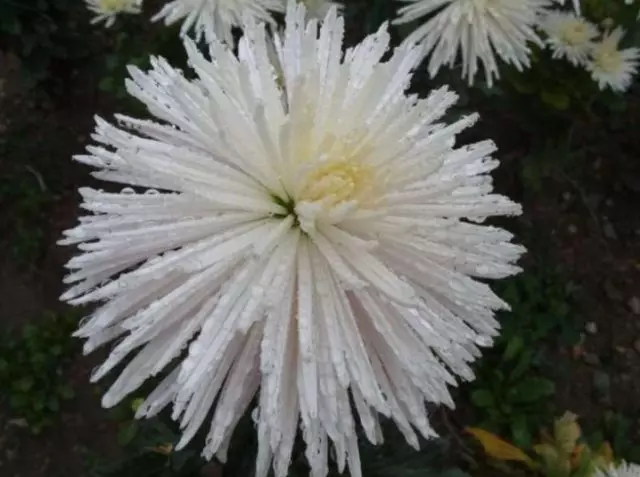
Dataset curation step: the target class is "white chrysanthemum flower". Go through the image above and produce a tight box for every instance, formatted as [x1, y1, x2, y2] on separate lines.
[394, 0, 549, 86]
[552, 0, 580, 14]
[85, 0, 142, 27]
[62, 3, 524, 477]
[586, 27, 639, 92]
[152, 0, 284, 45]
[538, 10, 598, 66]
[595, 462, 640, 477]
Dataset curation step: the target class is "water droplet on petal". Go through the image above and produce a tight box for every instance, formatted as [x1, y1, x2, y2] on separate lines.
[475, 335, 492, 347]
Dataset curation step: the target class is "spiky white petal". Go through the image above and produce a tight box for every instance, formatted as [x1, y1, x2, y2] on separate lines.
[586, 27, 639, 92]
[394, 0, 550, 86]
[538, 10, 598, 66]
[62, 3, 524, 477]
[152, 0, 284, 45]
[85, 0, 142, 27]
[595, 462, 640, 477]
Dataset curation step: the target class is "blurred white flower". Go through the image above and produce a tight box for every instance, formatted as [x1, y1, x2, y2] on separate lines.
[85, 0, 142, 27]
[394, 0, 550, 86]
[586, 27, 639, 92]
[538, 10, 598, 66]
[62, 3, 524, 477]
[595, 462, 640, 477]
[152, 0, 284, 45]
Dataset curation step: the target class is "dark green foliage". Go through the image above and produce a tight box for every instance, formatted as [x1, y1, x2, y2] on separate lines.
[84, 401, 471, 477]
[84, 416, 203, 477]
[465, 266, 580, 450]
[0, 0, 94, 93]
[587, 412, 640, 465]
[0, 312, 80, 433]
[0, 165, 51, 265]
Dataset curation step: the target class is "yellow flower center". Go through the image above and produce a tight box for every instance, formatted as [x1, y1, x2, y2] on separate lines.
[593, 49, 623, 73]
[560, 21, 591, 45]
[299, 159, 377, 209]
[98, 0, 129, 12]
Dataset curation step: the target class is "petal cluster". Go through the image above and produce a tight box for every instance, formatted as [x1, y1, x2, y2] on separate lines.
[538, 10, 598, 66]
[595, 462, 640, 477]
[86, 0, 143, 27]
[586, 27, 640, 92]
[394, 0, 550, 85]
[152, 0, 284, 45]
[62, 3, 524, 477]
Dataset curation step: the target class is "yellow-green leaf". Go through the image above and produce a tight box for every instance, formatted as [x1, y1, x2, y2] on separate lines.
[535, 443, 571, 477]
[554, 411, 581, 454]
[593, 442, 614, 470]
[540, 90, 570, 110]
[534, 443, 559, 461]
[570, 443, 586, 470]
[131, 398, 145, 413]
[466, 427, 535, 468]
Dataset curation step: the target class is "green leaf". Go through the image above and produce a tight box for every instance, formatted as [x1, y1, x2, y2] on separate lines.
[34, 397, 45, 411]
[509, 349, 534, 381]
[540, 90, 570, 110]
[106, 54, 120, 71]
[170, 449, 197, 471]
[10, 393, 27, 409]
[502, 336, 524, 362]
[22, 324, 37, 341]
[98, 77, 115, 92]
[441, 470, 472, 477]
[471, 389, 495, 408]
[47, 397, 59, 411]
[16, 376, 34, 392]
[593, 371, 611, 396]
[511, 377, 555, 403]
[30, 352, 46, 366]
[510, 76, 536, 95]
[511, 415, 531, 448]
[58, 384, 75, 400]
[118, 421, 139, 446]
[130, 397, 144, 413]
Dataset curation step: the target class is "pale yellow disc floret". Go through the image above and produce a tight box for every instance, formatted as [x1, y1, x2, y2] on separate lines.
[291, 146, 381, 235]
[559, 19, 593, 45]
[98, 0, 131, 12]
[299, 159, 377, 208]
[592, 46, 624, 74]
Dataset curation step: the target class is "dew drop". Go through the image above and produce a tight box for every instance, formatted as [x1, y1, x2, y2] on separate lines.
[475, 335, 492, 347]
